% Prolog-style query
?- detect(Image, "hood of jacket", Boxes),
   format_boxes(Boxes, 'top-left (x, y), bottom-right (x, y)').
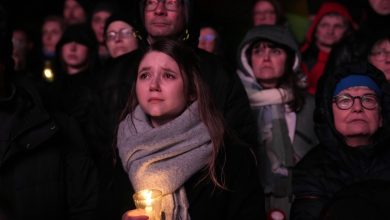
top-left (314, 62), bottom-right (390, 152)
top-left (301, 2), bottom-right (357, 53)
top-left (236, 25), bottom-right (302, 89)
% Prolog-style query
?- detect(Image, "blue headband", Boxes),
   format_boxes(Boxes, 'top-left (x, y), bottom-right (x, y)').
top-left (333, 75), bottom-right (381, 96)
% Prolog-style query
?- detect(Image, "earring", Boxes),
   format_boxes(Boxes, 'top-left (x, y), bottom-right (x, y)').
top-left (182, 29), bottom-right (190, 41)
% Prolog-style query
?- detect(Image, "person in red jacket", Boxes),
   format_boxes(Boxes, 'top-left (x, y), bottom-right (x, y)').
top-left (300, 2), bottom-right (356, 95)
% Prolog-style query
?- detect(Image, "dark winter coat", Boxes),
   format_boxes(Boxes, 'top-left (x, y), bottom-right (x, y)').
top-left (290, 63), bottom-right (390, 220)
top-left (0, 77), bottom-right (98, 220)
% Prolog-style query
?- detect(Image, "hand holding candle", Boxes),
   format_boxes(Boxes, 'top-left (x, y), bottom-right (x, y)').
top-left (133, 189), bottom-right (162, 220)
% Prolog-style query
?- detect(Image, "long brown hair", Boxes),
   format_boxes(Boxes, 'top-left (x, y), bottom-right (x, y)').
top-left (119, 38), bottom-right (226, 188)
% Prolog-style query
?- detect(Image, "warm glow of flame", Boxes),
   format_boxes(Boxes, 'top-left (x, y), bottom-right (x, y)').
top-left (43, 68), bottom-right (53, 80)
top-left (142, 190), bottom-right (153, 206)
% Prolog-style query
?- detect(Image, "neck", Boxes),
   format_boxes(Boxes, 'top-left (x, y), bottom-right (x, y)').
top-left (345, 135), bottom-right (372, 147)
top-left (258, 80), bottom-right (278, 89)
top-left (67, 65), bottom-right (87, 75)
top-left (99, 44), bottom-right (109, 57)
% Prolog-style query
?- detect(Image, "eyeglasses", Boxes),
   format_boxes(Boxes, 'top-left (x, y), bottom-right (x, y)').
top-left (333, 94), bottom-right (379, 110)
top-left (145, 0), bottom-right (181, 11)
top-left (199, 34), bottom-right (216, 42)
top-left (370, 50), bottom-right (390, 62)
top-left (106, 29), bottom-right (135, 41)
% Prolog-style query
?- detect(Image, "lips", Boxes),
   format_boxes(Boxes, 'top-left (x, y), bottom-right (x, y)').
top-left (348, 119), bottom-right (367, 124)
top-left (152, 23), bottom-right (169, 27)
top-left (66, 54), bottom-right (78, 60)
top-left (148, 98), bottom-right (164, 103)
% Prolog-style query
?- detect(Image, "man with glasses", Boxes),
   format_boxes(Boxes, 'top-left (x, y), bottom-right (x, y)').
top-left (290, 63), bottom-right (390, 220)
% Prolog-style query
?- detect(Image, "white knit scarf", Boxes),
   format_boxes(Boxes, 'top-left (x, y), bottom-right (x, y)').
top-left (117, 102), bottom-right (212, 220)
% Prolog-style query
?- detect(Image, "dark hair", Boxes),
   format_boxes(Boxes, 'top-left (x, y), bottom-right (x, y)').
top-left (245, 39), bottom-right (305, 111)
top-left (43, 15), bottom-right (65, 32)
top-left (120, 38), bottom-right (226, 188)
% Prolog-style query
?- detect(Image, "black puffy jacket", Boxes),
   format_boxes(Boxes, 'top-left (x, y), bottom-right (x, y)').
top-left (291, 63), bottom-right (390, 220)
top-left (0, 78), bottom-right (98, 220)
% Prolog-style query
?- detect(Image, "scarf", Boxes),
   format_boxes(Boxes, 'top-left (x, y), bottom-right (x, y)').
top-left (239, 72), bottom-right (295, 196)
top-left (117, 102), bottom-right (212, 220)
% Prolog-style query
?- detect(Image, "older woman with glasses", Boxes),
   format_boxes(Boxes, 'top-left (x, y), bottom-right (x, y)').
top-left (104, 13), bottom-right (140, 58)
top-left (291, 62), bottom-right (390, 220)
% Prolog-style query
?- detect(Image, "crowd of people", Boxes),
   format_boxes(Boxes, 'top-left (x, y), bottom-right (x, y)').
top-left (0, 0), bottom-right (390, 220)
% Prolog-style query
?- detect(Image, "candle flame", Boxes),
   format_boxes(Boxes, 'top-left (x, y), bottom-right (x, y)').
top-left (142, 190), bottom-right (153, 206)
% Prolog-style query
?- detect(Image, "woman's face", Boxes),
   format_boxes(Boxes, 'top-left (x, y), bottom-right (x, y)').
top-left (42, 21), bottom-right (63, 53)
top-left (332, 86), bottom-right (382, 147)
top-left (252, 1), bottom-right (277, 26)
top-left (250, 41), bottom-right (287, 88)
top-left (61, 42), bottom-right (89, 74)
top-left (136, 51), bottom-right (187, 127)
top-left (198, 27), bottom-right (218, 54)
top-left (369, 39), bottom-right (390, 80)
top-left (105, 21), bottom-right (138, 58)
top-left (91, 11), bottom-right (112, 43)
top-left (368, 0), bottom-right (390, 16)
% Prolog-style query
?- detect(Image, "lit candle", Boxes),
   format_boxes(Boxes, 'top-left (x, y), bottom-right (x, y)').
top-left (133, 189), bottom-right (162, 220)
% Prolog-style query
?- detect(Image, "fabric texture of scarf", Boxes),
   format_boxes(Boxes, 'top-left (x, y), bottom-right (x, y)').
top-left (117, 102), bottom-right (212, 220)
top-left (238, 71), bottom-right (295, 196)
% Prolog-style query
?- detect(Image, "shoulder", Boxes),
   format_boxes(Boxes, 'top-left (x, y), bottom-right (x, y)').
top-left (293, 145), bottom-right (340, 196)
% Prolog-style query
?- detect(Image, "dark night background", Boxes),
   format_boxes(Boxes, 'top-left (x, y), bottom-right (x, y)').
top-left (1, 0), bottom-right (360, 64)
top-left (1, 0), bottom-right (258, 65)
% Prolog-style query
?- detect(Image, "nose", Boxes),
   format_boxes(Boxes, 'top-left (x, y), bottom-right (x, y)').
top-left (262, 49), bottom-right (271, 61)
top-left (149, 75), bottom-right (161, 91)
top-left (351, 97), bottom-right (364, 112)
top-left (154, 1), bottom-right (167, 15)
top-left (114, 34), bottom-right (122, 42)
top-left (69, 42), bottom-right (77, 51)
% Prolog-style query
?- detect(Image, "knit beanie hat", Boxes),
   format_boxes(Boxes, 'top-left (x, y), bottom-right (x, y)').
top-left (57, 23), bottom-right (97, 49)
top-left (104, 13), bottom-right (138, 37)
top-left (333, 74), bottom-right (381, 96)
top-left (92, 1), bottom-right (118, 16)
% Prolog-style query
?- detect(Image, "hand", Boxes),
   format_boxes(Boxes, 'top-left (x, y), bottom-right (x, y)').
top-left (268, 209), bottom-right (285, 220)
top-left (122, 209), bottom-right (149, 220)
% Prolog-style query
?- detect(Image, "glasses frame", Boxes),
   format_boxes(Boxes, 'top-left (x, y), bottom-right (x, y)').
top-left (332, 93), bottom-right (379, 110)
top-left (370, 50), bottom-right (390, 62)
top-left (105, 28), bottom-right (136, 42)
top-left (144, 0), bottom-right (181, 12)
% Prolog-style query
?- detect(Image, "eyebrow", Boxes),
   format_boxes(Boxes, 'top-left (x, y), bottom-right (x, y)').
top-left (138, 66), bottom-right (151, 73)
top-left (160, 67), bottom-right (177, 73)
